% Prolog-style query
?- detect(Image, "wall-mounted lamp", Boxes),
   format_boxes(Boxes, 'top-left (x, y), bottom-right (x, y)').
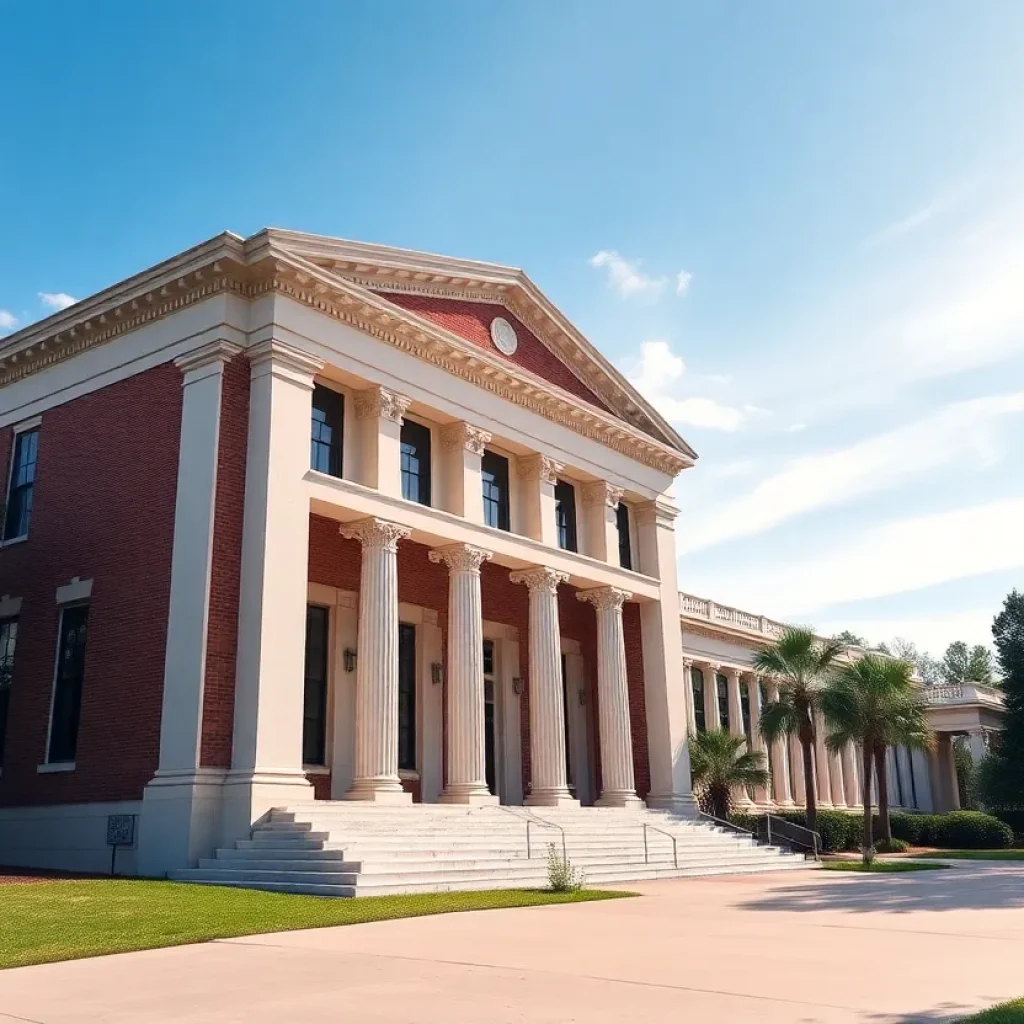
top-left (512, 677), bottom-right (524, 696)
top-left (431, 662), bottom-right (444, 686)
top-left (343, 648), bottom-right (357, 673)
top-left (578, 688), bottom-right (587, 707)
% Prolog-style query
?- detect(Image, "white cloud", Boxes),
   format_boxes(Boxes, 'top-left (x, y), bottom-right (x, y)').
top-left (784, 423), bottom-right (807, 433)
top-left (624, 340), bottom-right (750, 431)
top-left (704, 497), bottom-right (1024, 619)
top-left (675, 269), bottom-right (693, 295)
top-left (38, 291), bottom-right (77, 311)
top-left (589, 250), bottom-right (666, 298)
top-left (681, 391), bottom-right (1024, 553)
top-left (0, 310), bottom-right (17, 331)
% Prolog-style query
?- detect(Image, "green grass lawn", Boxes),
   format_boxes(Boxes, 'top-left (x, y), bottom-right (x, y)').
top-left (821, 860), bottom-right (949, 873)
top-left (958, 997), bottom-right (1024, 1022)
top-left (913, 850), bottom-right (1024, 861)
top-left (0, 880), bottom-right (630, 970)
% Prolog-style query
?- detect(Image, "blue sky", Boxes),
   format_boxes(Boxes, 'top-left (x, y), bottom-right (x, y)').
top-left (2, 1), bottom-right (1022, 656)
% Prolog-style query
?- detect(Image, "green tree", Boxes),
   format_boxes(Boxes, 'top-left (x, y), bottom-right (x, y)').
top-left (833, 630), bottom-right (867, 647)
top-left (820, 655), bottom-right (933, 860)
top-left (688, 728), bottom-right (770, 821)
top-left (755, 627), bottom-right (843, 834)
top-left (941, 641), bottom-right (994, 684)
top-left (978, 591), bottom-right (1024, 809)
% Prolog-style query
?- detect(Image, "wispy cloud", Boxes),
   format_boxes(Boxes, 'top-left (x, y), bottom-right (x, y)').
top-left (38, 291), bottom-right (77, 311)
top-left (675, 269), bottom-right (693, 295)
top-left (589, 250), bottom-right (666, 298)
top-left (625, 340), bottom-right (751, 431)
top-left (681, 392), bottom-right (1024, 553)
top-left (0, 310), bottom-right (17, 332)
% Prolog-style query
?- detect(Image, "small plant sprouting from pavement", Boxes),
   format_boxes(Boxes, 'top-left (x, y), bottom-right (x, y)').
top-left (547, 843), bottom-right (585, 893)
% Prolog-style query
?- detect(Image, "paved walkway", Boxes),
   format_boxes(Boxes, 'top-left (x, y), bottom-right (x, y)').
top-left (2, 864), bottom-right (1024, 1023)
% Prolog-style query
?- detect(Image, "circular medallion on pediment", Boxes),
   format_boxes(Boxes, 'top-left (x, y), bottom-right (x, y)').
top-left (489, 316), bottom-right (518, 356)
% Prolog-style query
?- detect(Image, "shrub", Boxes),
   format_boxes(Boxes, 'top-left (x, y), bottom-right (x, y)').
top-left (930, 811), bottom-right (1014, 850)
top-left (991, 810), bottom-right (1024, 845)
top-left (886, 811), bottom-right (925, 846)
top-left (546, 844), bottom-right (584, 893)
top-left (875, 837), bottom-right (910, 854)
top-left (729, 810), bottom-right (858, 853)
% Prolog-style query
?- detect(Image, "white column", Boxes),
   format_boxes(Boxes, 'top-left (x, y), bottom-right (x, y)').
top-left (440, 422), bottom-right (490, 523)
top-left (681, 658), bottom-right (697, 735)
top-left (518, 454), bottom-right (562, 546)
top-left (746, 674), bottom-right (769, 807)
top-left (767, 682), bottom-right (794, 807)
top-left (726, 668), bottom-right (753, 809)
top-left (221, 341), bottom-right (321, 845)
top-left (578, 586), bottom-right (642, 808)
top-left (704, 663), bottom-right (722, 731)
top-left (139, 339), bottom-right (241, 875)
top-left (339, 517), bottom-right (413, 803)
top-left (813, 710), bottom-right (833, 807)
top-left (581, 481), bottom-right (624, 564)
top-left (354, 385), bottom-right (409, 497)
top-left (968, 730), bottom-right (988, 768)
top-left (911, 748), bottom-right (935, 812)
top-left (842, 742), bottom-right (860, 807)
top-left (510, 566), bottom-right (578, 807)
top-left (829, 746), bottom-right (847, 808)
top-left (790, 733), bottom-right (806, 806)
top-left (429, 543), bottom-right (497, 805)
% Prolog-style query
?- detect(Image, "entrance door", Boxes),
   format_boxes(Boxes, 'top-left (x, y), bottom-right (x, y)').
top-left (397, 623), bottom-right (417, 774)
top-left (483, 640), bottom-right (501, 798)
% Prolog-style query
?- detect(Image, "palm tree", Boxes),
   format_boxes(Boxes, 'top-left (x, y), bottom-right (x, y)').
top-left (689, 728), bottom-right (771, 821)
top-left (820, 655), bottom-right (932, 859)
top-left (755, 627), bottom-right (844, 834)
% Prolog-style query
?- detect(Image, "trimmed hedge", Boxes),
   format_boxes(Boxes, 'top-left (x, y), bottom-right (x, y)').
top-left (875, 837), bottom-right (910, 854)
top-left (729, 809), bottom-right (1014, 851)
top-left (991, 810), bottom-right (1024, 844)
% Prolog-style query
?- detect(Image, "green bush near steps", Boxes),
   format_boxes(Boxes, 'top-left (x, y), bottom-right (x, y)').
top-left (729, 809), bottom-right (1014, 852)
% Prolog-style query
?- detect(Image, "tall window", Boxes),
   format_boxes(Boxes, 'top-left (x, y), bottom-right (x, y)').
top-left (400, 419), bottom-right (432, 506)
top-left (740, 681), bottom-right (752, 740)
top-left (398, 623), bottom-right (416, 771)
top-left (691, 667), bottom-right (706, 732)
top-left (481, 451), bottom-right (510, 531)
top-left (47, 604), bottom-right (89, 764)
top-left (554, 480), bottom-right (578, 552)
top-left (310, 384), bottom-right (344, 477)
top-left (303, 605), bottom-right (329, 766)
top-left (616, 502), bottom-right (632, 570)
top-left (0, 618), bottom-right (17, 764)
top-left (4, 428), bottom-right (39, 541)
top-left (716, 673), bottom-right (730, 733)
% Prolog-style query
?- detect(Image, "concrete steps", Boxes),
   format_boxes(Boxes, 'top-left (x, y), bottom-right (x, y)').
top-left (170, 803), bottom-right (814, 896)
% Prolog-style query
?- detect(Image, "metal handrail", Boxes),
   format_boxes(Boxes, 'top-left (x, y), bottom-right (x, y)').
top-left (695, 809), bottom-right (757, 837)
top-left (763, 814), bottom-right (822, 861)
top-left (494, 805), bottom-right (567, 861)
top-left (642, 822), bottom-right (678, 868)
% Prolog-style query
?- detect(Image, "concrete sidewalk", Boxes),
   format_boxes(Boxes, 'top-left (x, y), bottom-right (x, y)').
top-left (2, 863), bottom-right (1023, 1022)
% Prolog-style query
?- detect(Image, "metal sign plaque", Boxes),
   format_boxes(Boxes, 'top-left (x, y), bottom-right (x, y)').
top-left (106, 814), bottom-right (136, 847)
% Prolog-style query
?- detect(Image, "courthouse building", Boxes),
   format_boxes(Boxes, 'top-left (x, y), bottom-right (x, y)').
top-left (0, 231), bottom-right (1002, 883)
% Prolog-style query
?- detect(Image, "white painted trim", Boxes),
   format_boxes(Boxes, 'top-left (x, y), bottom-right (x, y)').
top-left (303, 765), bottom-right (331, 775)
top-left (0, 535), bottom-right (28, 550)
top-left (37, 761), bottom-right (75, 773)
top-left (55, 576), bottom-right (93, 605)
top-left (2, 417), bottom-right (42, 544)
top-left (10, 415), bottom-right (42, 433)
top-left (0, 595), bottom-right (22, 618)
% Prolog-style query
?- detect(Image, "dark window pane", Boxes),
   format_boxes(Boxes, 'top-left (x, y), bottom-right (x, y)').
top-left (48, 605), bottom-right (89, 763)
top-left (4, 428), bottom-right (39, 540)
top-left (616, 502), bottom-right (632, 570)
top-left (303, 605), bottom-right (329, 765)
top-left (716, 674), bottom-right (729, 732)
top-left (554, 481), bottom-right (577, 552)
top-left (398, 623), bottom-right (416, 771)
top-left (741, 682), bottom-right (752, 740)
top-left (400, 420), bottom-right (432, 506)
top-left (561, 654), bottom-right (573, 784)
top-left (691, 668), bottom-right (706, 732)
top-left (310, 385), bottom-right (344, 478)
top-left (0, 618), bottom-right (17, 764)
top-left (481, 451), bottom-right (510, 531)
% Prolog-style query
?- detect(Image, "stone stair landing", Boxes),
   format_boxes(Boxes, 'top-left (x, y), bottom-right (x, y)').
top-left (170, 803), bottom-right (814, 896)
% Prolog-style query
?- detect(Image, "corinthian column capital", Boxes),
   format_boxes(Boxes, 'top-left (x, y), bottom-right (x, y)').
top-left (441, 421), bottom-right (491, 455)
top-left (509, 566), bottom-right (569, 594)
top-left (576, 586), bottom-right (632, 611)
top-left (339, 517), bottom-right (411, 552)
top-left (429, 543), bottom-right (493, 574)
top-left (354, 384), bottom-right (411, 423)
top-left (517, 453), bottom-right (563, 484)
top-left (581, 481), bottom-right (624, 509)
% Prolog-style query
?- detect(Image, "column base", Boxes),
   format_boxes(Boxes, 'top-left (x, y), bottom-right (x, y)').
top-left (644, 792), bottom-right (698, 816)
top-left (344, 777), bottom-right (412, 804)
top-left (220, 769), bottom-right (314, 848)
top-left (439, 786), bottom-right (499, 806)
top-left (773, 798), bottom-right (797, 809)
top-left (526, 789), bottom-right (580, 808)
top-left (596, 790), bottom-right (644, 809)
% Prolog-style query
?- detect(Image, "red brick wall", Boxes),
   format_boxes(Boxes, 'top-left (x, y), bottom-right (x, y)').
top-left (0, 364), bottom-right (182, 806)
top-left (199, 357), bottom-right (249, 767)
top-left (377, 293), bottom-right (610, 413)
top-left (306, 514), bottom-right (651, 801)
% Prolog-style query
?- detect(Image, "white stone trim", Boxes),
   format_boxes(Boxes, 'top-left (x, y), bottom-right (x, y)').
top-left (37, 761), bottom-right (75, 773)
top-left (0, 594), bottom-right (22, 619)
top-left (55, 576), bottom-right (93, 605)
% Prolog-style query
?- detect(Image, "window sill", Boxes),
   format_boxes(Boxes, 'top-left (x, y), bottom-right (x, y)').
top-left (0, 534), bottom-right (28, 549)
top-left (303, 765), bottom-right (330, 775)
top-left (37, 761), bottom-right (75, 774)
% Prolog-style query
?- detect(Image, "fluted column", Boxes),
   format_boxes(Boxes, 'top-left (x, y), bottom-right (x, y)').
top-left (682, 658), bottom-right (697, 735)
top-left (767, 682), bottom-right (794, 807)
top-left (725, 668), bottom-right (753, 808)
top-left (813, 710), bottom-right (833, 807)
top-left (340, 517), bottom-right (412, 803)
top-left (842, 742), bottom-right (860, 807)
top-left (745, 674), bottom-right (769, 807)
top-left (829, 746), bottom-right (847, 808)
top-left (429, 544), bottom-right (497, 804)
top-left (703, 662), bottom-right (722, 730)
top-left (510, 567), bottom-right (579, 807)
top-left (790, 733), bottom-right (806, 805)
top-left (578, 587), bottom-right (642, 808)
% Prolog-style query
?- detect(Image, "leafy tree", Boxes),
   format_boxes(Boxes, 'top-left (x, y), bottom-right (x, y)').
top-left (820, 655), bottom-right (933, 860)
top-left (833, 630), bottom-right (867, 647)
top-left (940, 641), bottom-right (993, 684)
top-left (878, 637), bottom-right (943, 685)
top-left (688, 728), bottom-right (770, 821)
top-left (978, 591), bottom-right (1024, 809)
top-left (755, 628), bottom-right (843, 834)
